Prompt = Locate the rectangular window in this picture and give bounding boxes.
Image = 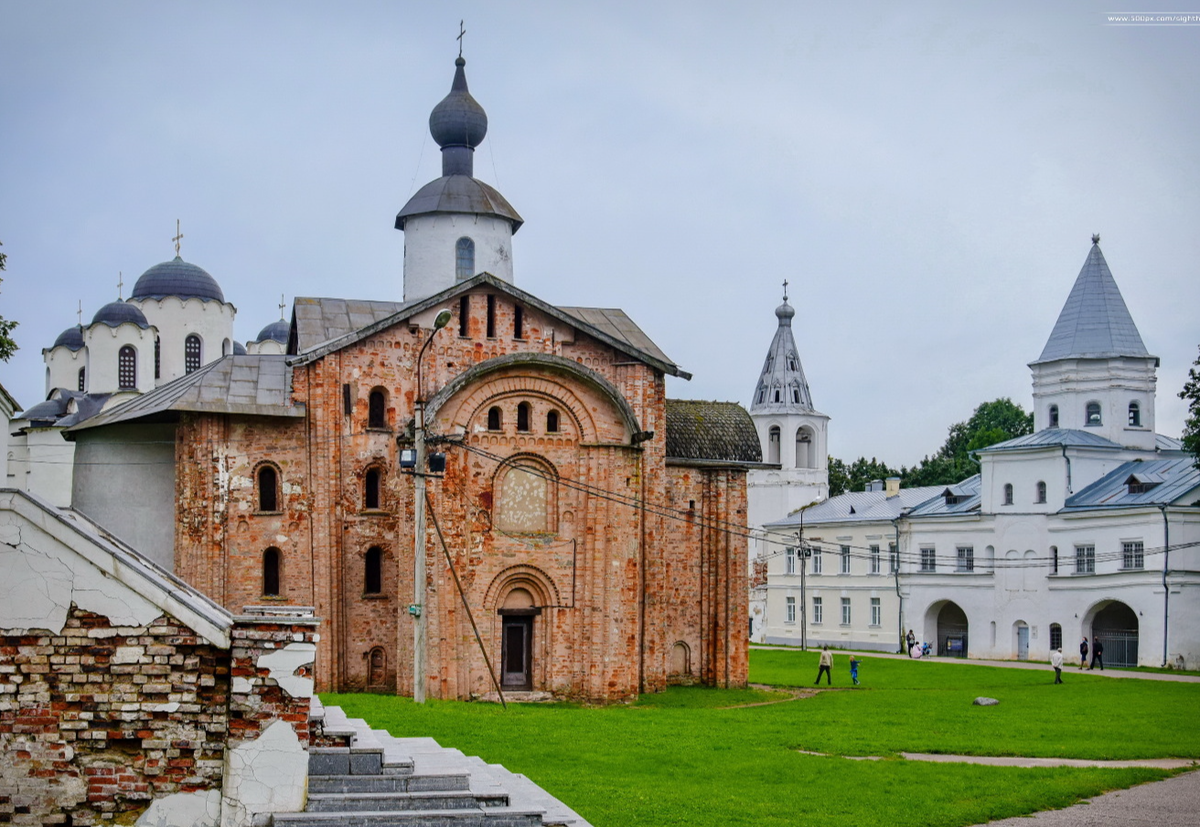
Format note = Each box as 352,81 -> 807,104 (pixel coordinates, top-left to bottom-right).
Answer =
841,597 -> 851,625
870,544 -> 881,574
1051,546 -> 1059,575
920,547 -> 936,572
840,545 -> 851,575
812,597 -> 823,624
956,546 -> 974,573
1075,544 -> 1095,574
459,295 -> 469,336
785,596 -> 796,624
513,305 -> 524,339
486,295 -> 496,338
785,546 -> 796,575
870,597 -> 881,627
811,548 -> 822,574
1122,541 -> 1144,570
889,542 -> 899,573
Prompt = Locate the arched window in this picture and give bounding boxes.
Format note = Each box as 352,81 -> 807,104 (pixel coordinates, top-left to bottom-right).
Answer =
756,388 -> 765,404
1003,483 -> 1014,506
1036,481 -> 1047,504
487,406 -> 502,431
263,547 -> 281,596
787,356 -> 797,371
367,647 -> 386,688
118,345 -> 137,389
455,237 -> 475,280
495,459 -> 557,534
516,402 -> 531,432
546,410 -> 560,433
258,465 -> 279,512
154,336 -> 161,379
1086,401 -> 1102,426
1048,404 -> 1059,428
1049,623 -> 1062,651
364,546 -> 382,594
222,338 -> 231,356
364,467 -> 381,510
368,388 -> 387,428
768,426 -> 781,464
1128,401 -> 1141,427
773,386 -> 781,403
77,367 -> 86,392
185,334 -> 202,373
795,427 -> 813,469
792,386 -> 801,404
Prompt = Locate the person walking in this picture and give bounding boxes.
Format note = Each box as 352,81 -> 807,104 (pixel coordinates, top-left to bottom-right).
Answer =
1079,636 -> 1089,668
1091,637 -> 1105,670
815,646 -> 833,685
1050,647 -> 1064,683
906,629 -> 916,657
849,654 -> 860,686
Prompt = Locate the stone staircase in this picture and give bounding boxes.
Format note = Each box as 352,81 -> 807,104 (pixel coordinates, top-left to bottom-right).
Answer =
267,700 -> 591,827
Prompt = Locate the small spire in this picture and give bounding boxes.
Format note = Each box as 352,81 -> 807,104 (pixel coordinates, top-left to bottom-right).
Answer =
117,271 -> 124,300
173,219 -> 184,257
457,19 -> 466,59
1092,233 -> 1101,245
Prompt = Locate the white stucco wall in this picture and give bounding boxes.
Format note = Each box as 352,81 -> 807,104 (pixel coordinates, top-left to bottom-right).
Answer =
45,344 -> 88,394
131,296 -> 236,386
7,427 -> 75,508
83,322 -> 157,393
1031,357 -> 1158,451
403,212 -> 514,302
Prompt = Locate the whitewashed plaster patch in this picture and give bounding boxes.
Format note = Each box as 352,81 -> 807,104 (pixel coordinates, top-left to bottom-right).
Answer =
220,720 -> 307,827
257,643 -> 316,699
136,788 -> 222,827
0,544 -> 73,633
231,676 -> 254,695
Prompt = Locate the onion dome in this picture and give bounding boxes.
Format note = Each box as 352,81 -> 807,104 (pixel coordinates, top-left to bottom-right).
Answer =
430,57 -> 488,160
776,299 -> 795,324
52,325 -> 85,351
131,256 -> 225,303
232,341 -> 248,356
91,300 -> 149,328
255,319 -> 290,344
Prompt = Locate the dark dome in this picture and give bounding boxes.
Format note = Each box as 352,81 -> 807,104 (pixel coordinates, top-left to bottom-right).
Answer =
775,300 -> 795,323
232,341 -> 248,356
256,319 -> 289,344
52,325 -> 85,351
131,256 -> 225,303
91,301 -> 149,328
429,57 -> 488,149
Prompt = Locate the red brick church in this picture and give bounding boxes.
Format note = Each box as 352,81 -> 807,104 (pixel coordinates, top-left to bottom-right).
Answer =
72,56 -> 758,701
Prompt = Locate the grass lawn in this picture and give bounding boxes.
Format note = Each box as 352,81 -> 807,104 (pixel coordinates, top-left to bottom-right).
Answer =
323,648 -> 1200,827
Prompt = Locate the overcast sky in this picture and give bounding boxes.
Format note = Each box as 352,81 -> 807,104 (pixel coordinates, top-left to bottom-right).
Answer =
2,1 -> 1197,466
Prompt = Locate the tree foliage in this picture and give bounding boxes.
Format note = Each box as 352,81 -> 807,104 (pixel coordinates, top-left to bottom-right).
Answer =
0,242 -> 16,363
1180,345 -> 1200,470
827,456 -> 902,497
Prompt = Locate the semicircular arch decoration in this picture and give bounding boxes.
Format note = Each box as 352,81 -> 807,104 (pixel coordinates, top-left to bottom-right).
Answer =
482,564 -> 561,611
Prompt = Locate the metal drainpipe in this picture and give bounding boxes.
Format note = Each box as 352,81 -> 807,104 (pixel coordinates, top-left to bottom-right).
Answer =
1161,504 -> 1170,667
1060,445 -> 1073,494
893,516 -> 904,654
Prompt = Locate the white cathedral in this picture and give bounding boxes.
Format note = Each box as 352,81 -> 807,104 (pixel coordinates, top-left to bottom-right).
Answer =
754,237 -> 1200,668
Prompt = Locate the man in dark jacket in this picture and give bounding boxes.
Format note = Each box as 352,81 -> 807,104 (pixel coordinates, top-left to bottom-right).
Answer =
1091,637 -> 1104,670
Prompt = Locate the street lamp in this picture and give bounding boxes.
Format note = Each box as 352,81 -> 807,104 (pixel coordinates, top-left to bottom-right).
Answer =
412,307 -> 451,704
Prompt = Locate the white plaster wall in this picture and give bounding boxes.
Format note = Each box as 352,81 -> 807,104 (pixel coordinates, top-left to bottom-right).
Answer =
245,338 -> 285,355
45,345 -> 88,394
136,789 -> 222,827
84,322 -> 156,393
131,297 -> 236,386
1031,357 -> 1158,450
8,427 -> 75,508
403,213 -> 514,303
220,720 -> 308,827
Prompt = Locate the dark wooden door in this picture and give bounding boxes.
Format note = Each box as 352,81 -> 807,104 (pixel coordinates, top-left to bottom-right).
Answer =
501,615 -> 533,690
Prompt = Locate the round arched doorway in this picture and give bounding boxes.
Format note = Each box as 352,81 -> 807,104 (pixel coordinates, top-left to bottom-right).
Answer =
1091,601 -> 1139,667
936,602 -> 969,658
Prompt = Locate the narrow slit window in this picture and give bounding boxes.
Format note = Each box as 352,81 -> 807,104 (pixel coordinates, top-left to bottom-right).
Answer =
546,410 -> 560,433
459,295 -> 469,336
1048,404 -> 1059,428
77,367 -> 86,392
486,295 -> 495,338
365,468 -> 381,510
368,389 -> 386,428
516,402 -> 531,432
263,548 -> 281,596
258,465 -> 278,512
365,547 -> 382,594
488,406 -> 502,431
118,345 -> 137,389
514,305 -> 524,339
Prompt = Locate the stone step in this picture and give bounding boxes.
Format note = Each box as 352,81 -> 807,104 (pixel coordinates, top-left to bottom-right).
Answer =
270,806 -> 545,827
309,773 -> 471,795
306,790 -> 507,813
309,746 -> 414,777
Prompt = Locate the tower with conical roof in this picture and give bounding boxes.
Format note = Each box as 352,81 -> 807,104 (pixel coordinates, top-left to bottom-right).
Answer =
396,56 -> 523,303
1029,235 -> 1158,450
747,285 -> 830,530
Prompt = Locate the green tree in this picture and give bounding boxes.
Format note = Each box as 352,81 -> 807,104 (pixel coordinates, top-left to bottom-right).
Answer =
1180,345 -> 1200,470
0,242 -> 16,362
827,455 -> 903,496
901,398 -> 1032,487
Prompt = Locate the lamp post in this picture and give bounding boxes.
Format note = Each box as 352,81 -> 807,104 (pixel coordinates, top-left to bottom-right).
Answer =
412,308 -> 452,704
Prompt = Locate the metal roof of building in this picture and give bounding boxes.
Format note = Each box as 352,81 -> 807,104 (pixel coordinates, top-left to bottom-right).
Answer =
290,297 -> 408,353
68,355 -> 301,432
1033,239 -> 1151,364
975,428 -> 1125,453
91,300 -> 149,328
907,475 -> 983,517
664,400 -> 761,464
1064,458 -> 1200,509
557,306 -> 675,368
255,318 -> 290,344
51,325 -> 85,351
765,484 -> 945,529
749,292 -> 822,416
130,256 -> 226,303
395,175 -> 523,232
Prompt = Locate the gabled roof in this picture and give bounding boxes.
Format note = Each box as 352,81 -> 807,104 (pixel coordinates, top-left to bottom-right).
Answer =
765,484 -> 944,529
289,272 -> 689,379
1033,240 -> 1152,364
908,475 -> 982,517
665,400 -> 762,465
68,355 -> 301,433
974,428 -> 1124,454
1064,458 -> 1200,510
290,297 -> 408,354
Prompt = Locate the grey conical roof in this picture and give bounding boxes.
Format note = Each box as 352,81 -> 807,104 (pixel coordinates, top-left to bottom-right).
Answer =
750,294 -> 818,414
1034,238 -> 1151,364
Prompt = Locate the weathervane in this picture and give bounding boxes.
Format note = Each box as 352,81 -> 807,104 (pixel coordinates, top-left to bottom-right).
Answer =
782,279 -> 789,302
457,20 -> 466,58
173,219 -> 184,257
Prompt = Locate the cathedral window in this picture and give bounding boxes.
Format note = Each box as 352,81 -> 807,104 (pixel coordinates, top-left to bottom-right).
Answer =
154,336 -> 161,379
1085,401 -> 1102,426
1128,401 -> 1141,427
516,402 -> 531,432
364,467 -> 382,510
768,426 -> 780,464
487,406 -> 502,431
368,388 -> 387,429
495,458 -> 557,534
77,367 -> 86,392
514,305 -> 524,339
185,334 -> 202,374
455,237 -> 475,281
1048,404 -> 1059,428
459,296 -> 469,336
546,410 -> 560,433
1036,481 -> 1047,504
118,345 -> 137,389
263,548 -> 281,596
364,546 -> 383,594
1003,483 -> 1014,505
257,464 -> 279,512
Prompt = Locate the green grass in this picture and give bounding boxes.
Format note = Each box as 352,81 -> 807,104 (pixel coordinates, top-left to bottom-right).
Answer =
322,649 -> 1200,827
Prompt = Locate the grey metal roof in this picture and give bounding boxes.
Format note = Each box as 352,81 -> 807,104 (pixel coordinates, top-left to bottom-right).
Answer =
974,428 -> 1124,453
1064,458 -> 1200,510
907,475 -> 983,517
557,306 -> 677,370
16,390 -> 113,429
291,297 -> 408,353
51,325 -> 85,351
429,57 -> 487,151
130,256 -> 225,303
665,400 -> 761,464
749,293 -> 823,416
91,300 -> 149,328
1033,240 -> 1151,364
766,484 -> 945,529
68,355 -> 302,432
256,318 -> 290,344
395,175 -> 523,232
1157,433 -> 1184,451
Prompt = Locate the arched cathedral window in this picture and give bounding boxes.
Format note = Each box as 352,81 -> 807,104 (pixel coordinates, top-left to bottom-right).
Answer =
118,346 -> 137,389
1086,401 -> 1102,426
185,334 -> 202,374
456,237 -> 475,281
768,426 -> 781,464
1128,401 -> 1141,427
